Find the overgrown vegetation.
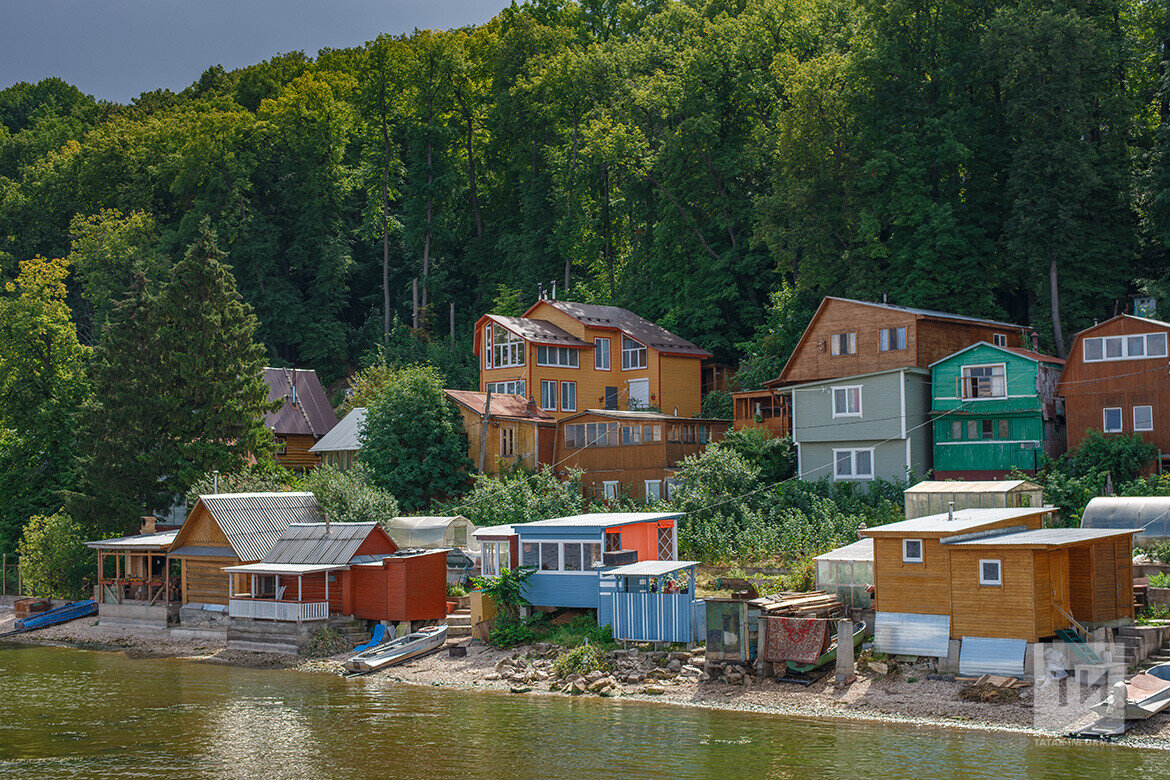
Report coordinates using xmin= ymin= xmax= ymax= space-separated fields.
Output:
xmin=300 ymin=625 xmax=352 ymax=658
xmin=455 ymin=467 xmax=586 ymax=528
xmin=17 ymin=512 xmax=92 ymax=599
xmin=552 ymin=642 xmax=612 ymax=678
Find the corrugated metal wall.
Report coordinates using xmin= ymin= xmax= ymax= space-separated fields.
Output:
xmin=958 ymin=637 xmax=1027 ymax=676
xmin=874 ymin=612 xmax=951 ymax=657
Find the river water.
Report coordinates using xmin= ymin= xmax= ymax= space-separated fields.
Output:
xmin=0 ymin=644 xmax=1163 ymax=779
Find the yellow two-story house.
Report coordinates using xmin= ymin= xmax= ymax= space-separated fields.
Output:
xmin=474 ymin=299 xmax=711 ymax=420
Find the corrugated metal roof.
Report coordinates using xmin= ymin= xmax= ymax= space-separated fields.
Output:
xmin=606 ymin=560 xmax=698 ymax=576
xmin=85 ymin=530 xmax=178 ymax=550
xmin=472 ymin=525 xmax=517 ymax=539
xmin=945 ymin=527 xmax=1138 ymax=547
xmin=862 ymin=507 xmax=1052 ymax=536
xmin=262 ymin=522 xmax=379 ymax=566
xmin=198 ymin=492 xmax=323 ymax=562
xmin=1082 ymin=497 xmax=1170 ymax=543
xmin=483 ymin=314 xmax=591 ymax=346
xmin=262 ymin=367 xmax=339 ymax=438
xmin=959 ymin=637 xmax=1027 ymax=676
xmin=813 ymin=537 xmax=873 ymax=562
xmin=443 ymin=390 xmax=556 ymax=421
xmin=516 ymin=512 xmax=680 ymax=530
xmin=874 ymin=612 xmax=951 ymax=657
xmin=544 ymin=301 xmax=712 ymax=357
xmin=827 ymin=296 xmax=1022 ymax=329
xmin=222 ymin=562 xmax=348 ymax=575
xmin=310 ymin=407 xmax=366 ymax=453
xmin=904 ymin=480 xmax=1041 ymax=494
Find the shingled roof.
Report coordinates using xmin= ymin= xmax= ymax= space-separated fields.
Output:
xmin=542 ymin=301 xmax=712 ymax=357
xmin=263 ymin=367 xmax=339 ymax=438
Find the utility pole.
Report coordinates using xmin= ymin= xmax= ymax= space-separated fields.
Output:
xmin=477 ymin=387 xmax=493 ymax=473
xmin=412 ymin=278 xmax=419 ymax=330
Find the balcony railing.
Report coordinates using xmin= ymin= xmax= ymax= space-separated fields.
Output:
xmin=228 ymin=598 xmax=328 ymax=622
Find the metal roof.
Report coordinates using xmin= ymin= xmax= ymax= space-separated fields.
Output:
xmin=222 ymin=562 xmax=348 ymax=575
xmin=927 ymin=342 xmax=1064 ymax=367
xmin=263 ymin=367 xmax=339 ymax=438
xmin=861 ymin=507 xmax=1052 ymax=536
xmin=944 ymin=527 xmax=1139 ymax=547
xmin=1082 ymin=497 xmax=1170 ymax=543
xmin=904 ymin=480 xmax=1042 ymax=495
xmin=542 ymin=301 xmax=712 ymax=357
xmin=85 ymin=529 xmax=178 ymax=550
xmin=483 ymin=314 xmax=591 ymax=347
xmin=197 ymin=492 xmax=323 ymax=562
xmin=472 ymin=525 xmax=517 ymax=539
xmin=826 ymin=296 xmax=1022 ymax=329
xmin=261 ymin=522 xmax=380 ymax=566
xmin=310 ymin=407 xmax=366 ymax=453
xmin=874 ymin=612 xmax=951 ymax=657
xmin=515 ymin=512 xmax=681 ymax=530
xmin=443 ymin=390 xmax=556 ymax=421
xmin=605 ymin=560 xmax=698 ymax=576
xmin=813 ymin=537 xmax=874 ymax=562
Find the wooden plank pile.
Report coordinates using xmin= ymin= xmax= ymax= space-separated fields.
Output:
xmin=956 ymin=674 xmax=1031 ymax=689
xmin=750 ymin=590 xmax=845 ymax=619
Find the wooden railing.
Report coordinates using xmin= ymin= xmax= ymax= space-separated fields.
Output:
xmin=228 ymin=598 xmax=328 ymax=622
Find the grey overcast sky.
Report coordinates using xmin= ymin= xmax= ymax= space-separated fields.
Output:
xmin=1 ymin=1 xmax=513 ymax=103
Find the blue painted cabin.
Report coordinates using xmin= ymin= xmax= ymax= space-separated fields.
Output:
xmin=598 ymin=560 xmax=706 ymax=643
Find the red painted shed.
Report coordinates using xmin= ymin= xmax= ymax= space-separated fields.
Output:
xmin=350 ymin=549 xmax=449 ymax=622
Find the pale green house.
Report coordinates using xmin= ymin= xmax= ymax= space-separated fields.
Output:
xmin=790 ymin=368 xmax=932 ymax=484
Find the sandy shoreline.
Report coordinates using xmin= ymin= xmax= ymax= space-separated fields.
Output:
xmin=5 ymin=607 xmax=1170 ymax=749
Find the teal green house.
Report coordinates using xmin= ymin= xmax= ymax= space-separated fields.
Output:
xmin=929 ymin=342 xmax=1065 ymax=478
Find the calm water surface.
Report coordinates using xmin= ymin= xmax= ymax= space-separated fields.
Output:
xmin=0 ymin=644 xmax=1163 ymax=779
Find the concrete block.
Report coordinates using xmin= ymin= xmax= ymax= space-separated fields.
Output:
xmin=937 ymin=640 xmax=962 ymax=674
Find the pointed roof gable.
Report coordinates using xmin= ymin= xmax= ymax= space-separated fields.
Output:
xmin=263 ymin=367 xmax=339 ymax=438
xmin=522 ymin=300 xmax=712 ymax=358
xmin=174 ymin=492 xmax=323 ymax=562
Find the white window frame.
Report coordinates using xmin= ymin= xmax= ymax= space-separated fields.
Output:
xmin=993 ymin=333 xmax=1008 ymax=347
xmin=1134 ymin=405 xmax=1153 ymax=432
xmin=1103 ymin=407 xmax=1123 ymax=433
xmin=490 ymin=324 xmax=526 ymax=368
xmin=621 ymin=336 xmax=647 ymax=370
xmin=833 ymin=447 xmax=874 ymax=480
xmin=1083 ymin=332 xmax=1168 ymax=362
xmin=486 ymin=380 xmax=525 ymax=397
xmin=830 ymin=332 xmax=856 ymax=356
xmin=831 ymin=385 xmax=862 ymax=418
xmin=536 ymin=345 xmax=579 ymax=368
xmin=644 ymin=479 xmax=662 ymax=504
xmin=602 ymin=481 xmax=620 ymax=500
xmin=594 ymin=338 xmax=611 ymax=370
xmin=960 ymin=363 xmax=1007 ymax=399
xmin=979 ymin=559 xmax=1002 ymax=586
xmin=902 ymin=539 xmax=924 ymax=563
xmin=560 ymin=381 xmax=577 ymax=412
xmin=540 ymin=380 xmax=557 ymax=411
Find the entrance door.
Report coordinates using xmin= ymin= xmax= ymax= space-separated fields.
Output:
xmin=605 ymin=386 xmax=619 ymax=409
xmin=628 ymin=378 xmax=650 ymax=410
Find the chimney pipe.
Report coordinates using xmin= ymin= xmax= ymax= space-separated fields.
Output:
xmin=1031 ymin=332 xmax=1039 ymax=353
xmin=212 ymin=470 xmax=219 ymax=494
xmin=947 ymin=501 xmax=954 ymax=521
xmin=552 ymin=281 xmax=557 ymax=300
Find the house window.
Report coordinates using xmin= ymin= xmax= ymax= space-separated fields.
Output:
xmin=560 ymin=381 xmax=577 ymax=412
xmin=605 ymin=531 xmax=622 ymax=552
xmin=966 ymin=420 xmax=977 ymax=439
xmin=621 ymin=425 xmax=642 ymax=445
xmin=602 ymin=481 xmax=620 ymax=500
xmin=622 ymin=337 xmax=647 ymax=370
xmin=491 ymin=324 xmax=525 ymax=368
xmin=1134 ymin=405 xmax=1154 ymax=432
xmin=647 ymin=424 xmax=662 ymax=442
xmin=832 ymin=386 xmax=862 ymax=418
xmin=993 ymin=333 xmax=1008 ymax=347
xmin=563 ymin=543 xmax=583 ymax=571
xmin=500 ymin=427 xmax=516 ymax=457
xmin=998 ymin=419 xmax=1010 ymax=439
xmin=1103 ymin=407 xmax=1123 ymax=433
xmin=960 ymin=364 xmax=1006 ymax=398
xmin=833 ymin=448 xmax=874 ymax=480
xmin=830 ymin=332 xmax=856 ymax=356
xmin=564 ymin=424 xmax=583 ymax=449
xmin=536 ymin=345 xmax=579 ymax=367
xmin=540 ymin=542 xmax=559 ymax=571
xmin=951 ymin=421 xmax=962 ymax=440
xmin=1083 ymin=332 xmax=1169 ymax=362
xmin=486 ymin=380 xmax=525 ymax=396
xmin=481 ymin=541 xmax=510 ymax=577
xmin=584 ymin=543 xmax=601 ymax=569
xmin=879 ymin=327 xmax=906 ymax=351
xmin=644 ymin=479 xmax=662 ymax=503
xmin=982 ymin=419 xmax=994 ymax=440
xmin=275 ymin=437 xmax=287 ymax=456
xmin=594 ymin=338 xmax=611 ymax=370
xmin=541 ymin=380 xmax=557 ymax=411
xmin=979 ymin=559 xmax=1002 ymax=586
xmin=903 ymin=539 xmax=923 ymax=563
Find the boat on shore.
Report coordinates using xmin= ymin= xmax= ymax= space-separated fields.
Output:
xmin=1 ymin=600 xmax=98 ymax=638
xmin=785 ymin=622 xmax=866 ymax=674
xmin=1089 ymin=663 xmax=1170 ymax=721
xmin=344 ymin=624 xmax=448 ymax=674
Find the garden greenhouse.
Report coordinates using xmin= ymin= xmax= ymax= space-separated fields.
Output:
xmin=813 ymin=538 xmax=873 ymax=609
xmin=903 ymin=480 xmax=1045 ymax=519
xmin=1081 ymin=497 xmax=1170 ymax=545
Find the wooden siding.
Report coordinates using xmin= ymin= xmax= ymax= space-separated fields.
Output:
xmin=871 ymin=537 xmax=953 ymax=616
xmin=778 ymin=298 xmax=1024 ymax=385
xmin=277 ymin=572 xmax=344 ymax=614
xmin=732 ymin=389 xmax=791 ymax=436
xmin=181 ymin=557 xmax=237 ymax=605
xmin=275 ymin=434 xmax=321 ymax=470
xmin=385 ymin=551 xmax=448 ymax=622
xmin=1057 ymin=316 xmax=1170 ymax=454
xmin=351 ymin=565 xmax=387 ymax=620
xmin=948 ymin=548 xmax=1042 ymax=641
xmin=453 ymin=401 xmax=552 ymax=474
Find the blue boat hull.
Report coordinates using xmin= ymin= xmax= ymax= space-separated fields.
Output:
xmin=13 ymin=600 xmax=98 ymax=632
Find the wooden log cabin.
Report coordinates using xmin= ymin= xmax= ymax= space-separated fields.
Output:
xmin=443 ymin=389 xmax=557 ymax=474
xmin=168 ymin=492 xmax=323 ymax=606
xmin=1056 ymin=314 xmax=1170 ymax=470
xmin=263 ymin=367 xmax=339 ymax=470
xmin=554 ymin=409 xmax=730 ymax=502
xmin=860 ymin=507 xmax=1137 ymax=650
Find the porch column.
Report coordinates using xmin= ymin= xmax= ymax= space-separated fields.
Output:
xmin=297 ymin=575 xmax=303 ymax=624
xmin=97 ymin=552 xmax=103 ymax=602
xmin=324 ymin=572 xmax=329 ymax=610
xmin=164 ymin=556 xmax=170 ymax=605
xmin=227 ymin=573 xmax=231 ymax=601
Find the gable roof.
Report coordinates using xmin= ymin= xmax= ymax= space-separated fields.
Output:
xmin=772 ymin=297 xmax=1026 ymax=385
xmin=529 ymin=300 xmax=712 ymax=358
xmin=444 ymin=389 xmax=556 ymax=422
xmin=192 ymin=492 xmax=323 ymax=561
xmin=942 ymin=527 xmax=1136 ymax=548
xmin=263 ymin=368 xmax=339 ymax=438
xmin=310 ymin=407 xmax=366 ymax=453
xmin=261 ymin=521 xmax=390 ymax=566
xmin=927 ymin=341 xmax=1064 ymax=368
xmin=1067 ymin=313 xmax=1170 ymax=340
xmin=477 ymin=314 xmax=590 ymax=348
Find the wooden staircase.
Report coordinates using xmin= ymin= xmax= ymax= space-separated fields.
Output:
xmin=445 ymin=607 xmax=472 ymax=639
xmin=328 ymin=617 xmax=372 ymax=647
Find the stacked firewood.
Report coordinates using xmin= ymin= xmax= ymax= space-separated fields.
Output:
xmin=750 ymin=590 xmax=845 ymax=619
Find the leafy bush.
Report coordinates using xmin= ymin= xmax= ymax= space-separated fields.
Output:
xmin=302 ymin=464 xmax=398 ymax=525
xmin=1064 ymin=430 xmax=1157 ymax=483
xmin=185 ymin=464 xmax=296 ymax=505
xmin=1142 ymin=540 xmax=1170 ymax=565
xmin=781 ymin=557 xmax=816 ymax=591
xmin=17 ymin=512 xmax=92 ymax=599
xmin=471 ymin=565 xmax=535 ymax=624
xmin=300 ymin=625 xmax=352 ymax=657
xmin=457 ymin=467 xmax=586 ymax=528
xmin=536 ymin=613 xmax=615 ymax=649
xmin=1148 ymin=572 xmax=1170 ymax=588
xmin=717 ymin=429 xmax=796 ymax=484
xmin=552 ymin=642 xmax=611 ymax=678
xmin=446 ymin=581 xmax=468 ymax=598
xmin=488 ymin=615 xmax=537 ymax=647
xmin=701 ymin=390 xmax=733 ymax=420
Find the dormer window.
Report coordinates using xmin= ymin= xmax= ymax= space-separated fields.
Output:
xmin=622 ymin=337 xmax=647 ymax=370
xmin=490 ymin=324 xmax=525 ymax=368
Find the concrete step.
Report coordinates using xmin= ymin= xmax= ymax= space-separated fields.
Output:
xmin=446 ymin=615 xmax=472 ymax=627
xmin=446 ymin=626 xmax=472 ymax=638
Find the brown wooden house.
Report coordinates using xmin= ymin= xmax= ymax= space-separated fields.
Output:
xmin=1056 ymin=314 xmax=1170 ymax=467
xmin=168 ymin=492 xmax=323 ymax=606
xmin=263 ymin=367 xmax=339 ymax=470
xmin=861 ymin=507 xmax=1136 ymax=647
xmin=444 ymin=389 xmax=557 ymax=474
xmin=554 ymin=409 xmax=730 ymax=502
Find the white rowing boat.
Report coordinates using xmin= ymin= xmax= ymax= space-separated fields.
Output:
xmin=1091 ymin=663 xmax=1170 ymax=720
xmin=344 ymin=625 xmax=448 ymax=673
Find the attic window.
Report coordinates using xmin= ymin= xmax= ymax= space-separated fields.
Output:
xmin=622 ymin=337 xmax=647 ymax=370
xmin=993 ymin=333 xmax=1008 ymax=348
xmin=979 ymin=559 xmax=1002 ymax=586
xmin=903 ymin=539 xmax=923 ymax=563
xmin=830 ymin=332 xmax=856 ymax=356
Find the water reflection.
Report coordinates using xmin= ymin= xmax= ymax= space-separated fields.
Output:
xmin=0 ymin=644 xmax=1160 ymax=780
